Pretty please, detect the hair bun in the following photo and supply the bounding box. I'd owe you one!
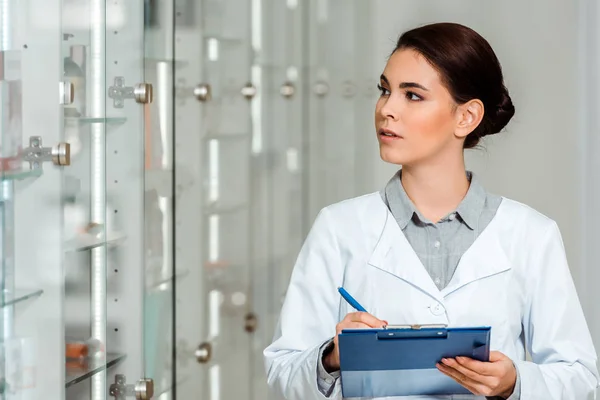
[488,89,515,135]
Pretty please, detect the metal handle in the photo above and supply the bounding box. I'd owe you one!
[245,312,258,333]
[24,137,71,169]
[241,83,257,100]
[59,81,74,105]
[110,375,154,399]
[195,342,212,363]
[52,143,71,166]
[109,77,153,107]
[194,83,212,102]
[134,83,153,104]
[135,378,154,400]
[313,80,329,97]
[280,82,295,98]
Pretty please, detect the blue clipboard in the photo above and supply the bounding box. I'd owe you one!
[338,325,491,398]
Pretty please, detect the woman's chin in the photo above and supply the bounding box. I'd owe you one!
[379,147,410,166]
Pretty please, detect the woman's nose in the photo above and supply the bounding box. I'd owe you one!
[379,97,400,121]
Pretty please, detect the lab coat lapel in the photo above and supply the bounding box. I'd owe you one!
[441,217,512,297]
[368,211,444,304]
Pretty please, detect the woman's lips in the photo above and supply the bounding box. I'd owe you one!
[378,128,403,141]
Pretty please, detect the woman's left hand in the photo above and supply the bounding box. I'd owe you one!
[436,351,517,398]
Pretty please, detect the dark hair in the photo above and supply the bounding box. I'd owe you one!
[394,23,515,149]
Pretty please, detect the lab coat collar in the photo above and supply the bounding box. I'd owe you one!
[368,199,512,303]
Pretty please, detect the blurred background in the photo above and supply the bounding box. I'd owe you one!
[1,0,599,399]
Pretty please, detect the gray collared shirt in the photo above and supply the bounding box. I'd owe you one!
[316,170,521,399]
[383,170,502,291]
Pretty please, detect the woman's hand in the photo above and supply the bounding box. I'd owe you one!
[323,312,387,372]
[436,351,517,398]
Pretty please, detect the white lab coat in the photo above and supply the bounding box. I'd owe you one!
[264,192,600,399]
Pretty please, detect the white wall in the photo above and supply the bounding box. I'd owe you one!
[369,0,600,361]
[579,0,600,377]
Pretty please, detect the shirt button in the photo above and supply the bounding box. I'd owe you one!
[435,278,441,285]
[434,241,441,249]
[325,377,334,384]
[448,213,456,221]
[430,302,446,316]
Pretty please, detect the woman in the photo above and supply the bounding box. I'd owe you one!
[263,22,599,399]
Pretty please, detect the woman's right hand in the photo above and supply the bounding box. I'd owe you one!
[323,312,388,372]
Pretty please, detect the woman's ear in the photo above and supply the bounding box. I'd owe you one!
[455,99,484,140]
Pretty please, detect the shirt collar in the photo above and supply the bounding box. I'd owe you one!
[455,171,486,230]
[383,169,487,230]
[384,170,417,230]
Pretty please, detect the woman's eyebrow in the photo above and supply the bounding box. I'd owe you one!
[380,74,429,92]
[400,82,429,91]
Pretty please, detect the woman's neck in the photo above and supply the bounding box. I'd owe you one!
[400,158,470,223]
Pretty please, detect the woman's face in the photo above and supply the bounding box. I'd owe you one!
[375,48,463,166]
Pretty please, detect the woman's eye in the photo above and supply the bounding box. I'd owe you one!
[377,84,390,96]
[406,91,422,101]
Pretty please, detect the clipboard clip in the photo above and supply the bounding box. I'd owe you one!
[377,325,449,340]
[383,324,448,330]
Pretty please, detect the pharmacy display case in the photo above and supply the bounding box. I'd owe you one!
[1,0,175,398]
[0,0,374,398]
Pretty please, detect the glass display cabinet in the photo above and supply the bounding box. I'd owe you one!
[0,0,375,398]
[1,0,176,398]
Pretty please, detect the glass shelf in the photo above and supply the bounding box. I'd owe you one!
[205,202,248,215]
[64,232,127,253]
[1,168,43,182]
[145,58,189,69]
[203,132,248,141]
[65,116,127,126]
[65,353,126,388]
[148,269,190,291]
[1,288,44,307]
[203,35,244,44]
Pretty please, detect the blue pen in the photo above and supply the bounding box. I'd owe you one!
[338,287,368,312]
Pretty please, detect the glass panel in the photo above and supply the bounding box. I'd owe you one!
[204,135,250,212]
[102,0,151,397]
[251,2,308,398]
[5,0,66,398]
[174,0,255,397]
[0,1,23,182]
[173,0,207,397]
[62,0,109,398]
[0,3,23,357]
[143,0,176,397]
[201,1,254,399]
[305,0,375,217]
